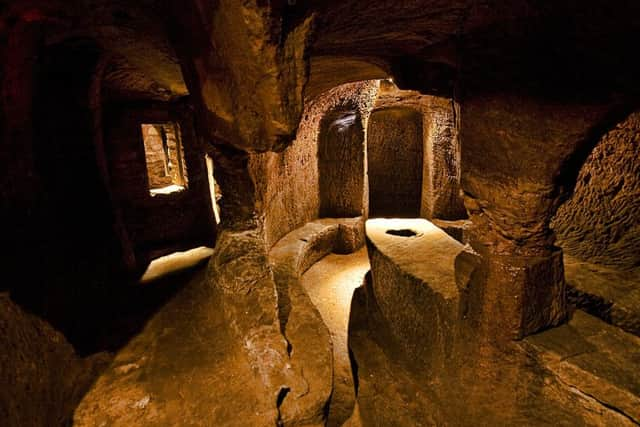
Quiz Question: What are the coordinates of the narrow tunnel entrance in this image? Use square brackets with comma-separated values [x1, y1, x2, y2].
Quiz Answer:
[141, 122, 188, 196]
[367, 107, 423, 217]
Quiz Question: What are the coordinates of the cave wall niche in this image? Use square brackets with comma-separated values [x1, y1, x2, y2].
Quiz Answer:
[552, 110, 640, 270]
[372, 81, 466, 221]
[141, 122, 188, 195]
[319, 109, 366, 218]
[256, 80, 379, 249]
[105, 103, 216, 268]
[368, 107, 423, 217]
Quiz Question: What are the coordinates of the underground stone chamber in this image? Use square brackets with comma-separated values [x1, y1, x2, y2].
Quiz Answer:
[2, 2, 640, 426]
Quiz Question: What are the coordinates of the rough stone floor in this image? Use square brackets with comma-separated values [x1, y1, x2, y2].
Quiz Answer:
[73, 265, 279, 427]
[301, 248, 370, 426]
[564, 255, 640, 337]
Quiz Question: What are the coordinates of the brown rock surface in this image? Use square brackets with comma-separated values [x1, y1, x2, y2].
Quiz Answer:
[374, 83, 465, 220]
[254, 81, 378, 248]
[525, 311, 640, 424]
[349, 235, 640, 425]
[564, 255, 640, 337]
[319, 110, 367, 217]
[171, 0, 313, 152]
[74, 266, 284, 427]
[268, 217, 365, 425]
[3, 1, 640, 425]
[1, 294, 109, 427]
[301, 248, 370, 426]
[365, 218, 463, 377]
[552, 110, 640, 271]
[368, 108, 423, 217]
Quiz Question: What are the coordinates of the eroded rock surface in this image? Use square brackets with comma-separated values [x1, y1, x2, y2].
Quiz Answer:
[254, 81, 379, 249]
[368, 108, 423, 217]
[552, 110, 640, 271]
[364, 218, 463, 378]
[74, 267, 284, 427]
[373, 82, 466, 220]
[525, 311, 640, 425]
[564, 255, 640, 337]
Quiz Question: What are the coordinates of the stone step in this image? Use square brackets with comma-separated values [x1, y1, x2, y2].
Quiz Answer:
[564, 256, 640, 337]
[525, 310, 640, 424]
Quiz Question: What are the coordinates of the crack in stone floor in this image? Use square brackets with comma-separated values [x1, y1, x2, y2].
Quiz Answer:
[300, 248, 370, 426]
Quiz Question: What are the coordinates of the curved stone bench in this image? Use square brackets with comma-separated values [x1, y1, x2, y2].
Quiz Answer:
[268, 217, 364, 425]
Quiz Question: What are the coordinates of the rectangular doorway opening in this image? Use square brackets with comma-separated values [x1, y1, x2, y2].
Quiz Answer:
[141, 123, 188, 196]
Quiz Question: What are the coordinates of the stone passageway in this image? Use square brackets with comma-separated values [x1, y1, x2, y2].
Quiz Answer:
[301, 248, 370, 426]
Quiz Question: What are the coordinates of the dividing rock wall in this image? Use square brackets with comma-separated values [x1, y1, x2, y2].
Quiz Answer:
[426, 97, 466, 220]
[552, 111, 640, 270]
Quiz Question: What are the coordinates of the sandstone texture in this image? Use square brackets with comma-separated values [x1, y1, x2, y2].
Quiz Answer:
[368, 108, 423, 217]
[301, 249, 370, 427]
[373, 82, 466, 220]
[268, 217, 365, 425]
[74, 266, 286, 427]
[552, 110, 640, 271]
[104, 102, 216, 267]
[365, 218, 463, 377]
[525, 311, 640, 425]
[0, 294, 109, 427]
[254, 81, 379, 248]
[564, 255, 640, 337]
[350, 223, 640, 425]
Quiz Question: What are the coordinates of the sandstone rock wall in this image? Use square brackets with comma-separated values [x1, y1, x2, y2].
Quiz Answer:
[368, 107, 423, 217]
[104, 102, 216, 266]
[141, 123, 187, 189]
[319, 110, 366, 217]
[426, 98, 466, 220]
[257, 81, 379, 249]
[373, 84, 465, 220]
[552, 111, 640, 271]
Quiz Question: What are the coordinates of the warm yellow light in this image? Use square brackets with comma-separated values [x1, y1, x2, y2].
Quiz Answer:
[140, 246, 214, 283]
[149, 184, 185, 196]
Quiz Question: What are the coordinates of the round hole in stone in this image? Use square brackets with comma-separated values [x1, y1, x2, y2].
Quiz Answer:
[385, 229, 418, 237]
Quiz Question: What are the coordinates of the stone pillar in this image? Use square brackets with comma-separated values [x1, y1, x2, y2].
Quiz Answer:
[462, 240, 566, 341]
[455, 92, 614, 342]
[422, 97, 466, 220]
